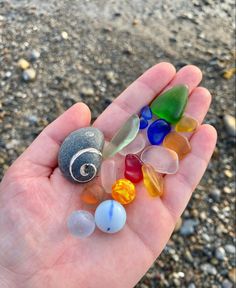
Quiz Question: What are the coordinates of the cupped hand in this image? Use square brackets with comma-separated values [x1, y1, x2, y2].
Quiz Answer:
[0, 63, 217, 288]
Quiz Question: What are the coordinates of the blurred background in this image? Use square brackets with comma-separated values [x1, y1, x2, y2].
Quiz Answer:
[0, 0, 235, 287]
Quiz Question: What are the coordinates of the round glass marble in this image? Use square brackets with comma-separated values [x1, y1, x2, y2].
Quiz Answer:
[67, 210, 96, 238]
[95, 200, 127, 233]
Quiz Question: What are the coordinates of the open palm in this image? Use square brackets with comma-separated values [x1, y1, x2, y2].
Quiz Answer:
[0, 63, 217, 288]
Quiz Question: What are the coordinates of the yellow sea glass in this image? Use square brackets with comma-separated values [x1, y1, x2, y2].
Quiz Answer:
[142, 164, 164, 197]
[163, 131, 191, 160]
[81, 183, 107, 206]
[175, 115, 198, 133]
[112, 179, 136, 204]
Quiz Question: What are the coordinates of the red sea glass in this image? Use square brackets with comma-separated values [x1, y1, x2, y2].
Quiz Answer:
[124, 154, 143, 183]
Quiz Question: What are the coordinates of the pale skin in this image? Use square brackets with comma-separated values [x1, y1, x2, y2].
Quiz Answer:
[0, 63, 217, 288]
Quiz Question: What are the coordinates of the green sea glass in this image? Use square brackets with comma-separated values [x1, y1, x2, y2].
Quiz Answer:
[103, 114, 140, 159]
[150, 85, 188, 124]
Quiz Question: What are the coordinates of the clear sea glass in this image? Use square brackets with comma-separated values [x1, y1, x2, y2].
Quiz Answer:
[119, 133, 146, 156]
[101, 159, 117, 193]
[141, 145, 179, 174]
[103, 114, 140, 159]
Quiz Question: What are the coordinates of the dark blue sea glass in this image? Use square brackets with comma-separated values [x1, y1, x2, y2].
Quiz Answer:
[139, 117, 148, 129]
[147, 119, 171, 145]
[140, 106, 152, 120]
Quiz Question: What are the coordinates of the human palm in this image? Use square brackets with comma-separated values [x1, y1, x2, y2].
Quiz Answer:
[0, 63, 216, 288]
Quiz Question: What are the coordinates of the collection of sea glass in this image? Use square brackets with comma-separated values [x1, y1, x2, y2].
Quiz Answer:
[59, 85, 199, 238]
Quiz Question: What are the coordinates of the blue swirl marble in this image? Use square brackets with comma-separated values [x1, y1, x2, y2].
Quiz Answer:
[95, 200, 126, 233]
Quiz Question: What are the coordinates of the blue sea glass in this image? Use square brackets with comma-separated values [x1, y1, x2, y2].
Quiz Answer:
[95, 200, 126, 233]
[67, 210, 96, 238]
[139, 117, 148, 129]
[147, 119, 171, 145]
[140, 106, 152, 120]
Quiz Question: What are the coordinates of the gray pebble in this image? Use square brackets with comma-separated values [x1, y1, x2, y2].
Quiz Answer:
[215, 247, 226, 261]
[29, 49, 40, 61]
[210, 188, 221, 202]
[225, 244, 236, 255]
[22, 68, 36, 82]
[188, 284, 196, 288]
[222, 279, 233, 288]
[223, 115, 236, 137]
[81, 87, 95, 97]
[58, 127, 104, 183]
[200, 263, 217, 275]
[180, 219, 198, 236]
[5, 71, 12, 78]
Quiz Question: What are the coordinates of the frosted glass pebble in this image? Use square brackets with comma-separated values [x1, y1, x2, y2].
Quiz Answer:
[67, 210, 95, 238]
[103, 114, 140, 159]
[95, 200, 126, 233]
[141, 145, 179, 174]
[119, 133, 146, 156]
[101, 159, 117, 193]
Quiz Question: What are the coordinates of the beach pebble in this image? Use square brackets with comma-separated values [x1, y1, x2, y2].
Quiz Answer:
[58, 127, 104, 183]
[180, 219, 198, 236]
[22, 68, 36, 82]
[200, 263, 217, 275]
[224, 115, 236, 136]
[215, 246, 226, 261]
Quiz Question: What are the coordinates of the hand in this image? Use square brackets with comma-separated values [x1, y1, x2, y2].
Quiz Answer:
[0, 63, 217, 288]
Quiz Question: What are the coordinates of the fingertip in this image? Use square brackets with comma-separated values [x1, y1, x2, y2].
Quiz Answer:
[192, 86, 212, 100]
[138, 62, 176, 93]
[179, 65, 202, 89]
[155, 62, 176, 75]
[163, 64, 202, 93]
[182, 65, 202, 82]
[199, 124, 218, 144]
[66, 102, 91, 125]
[187, 86, 212, 119]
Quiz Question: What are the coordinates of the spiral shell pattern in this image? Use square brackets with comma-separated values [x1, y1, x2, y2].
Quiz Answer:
[69, 148, 102, 182]
[58, 127, 104, 183]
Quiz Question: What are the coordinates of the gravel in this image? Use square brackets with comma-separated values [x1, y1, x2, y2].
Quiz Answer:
[180, 219, 199, 236]
[0, 0, 235, 287]
[215, 247, 226, 261]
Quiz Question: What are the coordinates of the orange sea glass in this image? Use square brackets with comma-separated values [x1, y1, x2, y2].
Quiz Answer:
[112, 179, 136, 205]
[81, 183, 107, 206]
[163, 131, 191, 160]
[175, 115, 198, 133]
[142, 164, 164, 197]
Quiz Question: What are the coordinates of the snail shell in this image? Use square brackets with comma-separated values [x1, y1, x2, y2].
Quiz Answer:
[58, 127, 104, 183]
